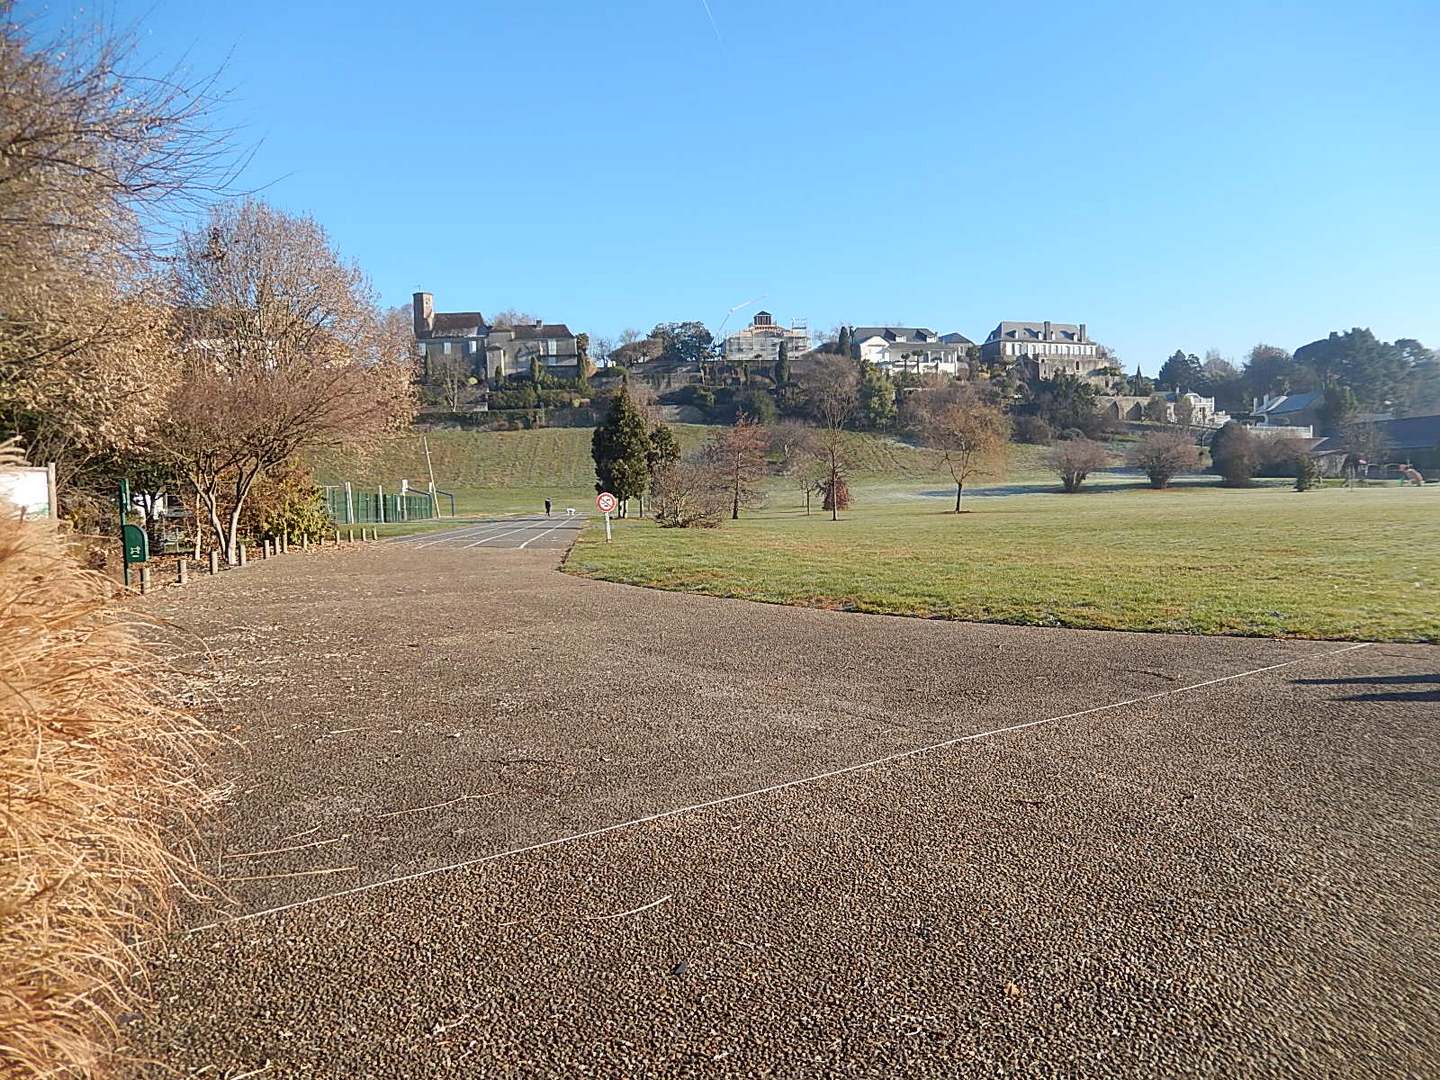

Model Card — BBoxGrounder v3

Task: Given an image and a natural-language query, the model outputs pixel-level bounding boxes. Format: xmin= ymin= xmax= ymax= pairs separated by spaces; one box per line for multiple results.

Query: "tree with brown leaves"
xmin=0 ymin=11 xmax=240 ymax=507
xmin=918 ymin=385 xmax=1010 ymax=512
xmin=162 ymin=199 xmax=414 ymax=563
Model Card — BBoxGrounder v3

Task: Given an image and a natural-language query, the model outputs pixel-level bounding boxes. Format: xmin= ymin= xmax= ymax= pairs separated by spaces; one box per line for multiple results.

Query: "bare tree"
xmin=770 ymin=420 xmax=824 ymax=514
xmin=1046 ymin=438 xmax=1112 ymax=493
xmin=650 ymin=460 xmax=728 ymax=528
xmin=162 ymin=199 xmax=414 ymax=563
xmin=0 ymin=12 xmax=242 ymax=501
xmin=1129 ymin=430 xmax=1201 ymax=488
xmin=489 ymin=309 xmax=541 ymax=329
xmin=918 ymin=386 xmax=1010 ymax=511
xmin=703 ymin=415 xmax=769 ymax=519
xmin=801 ymin=355 xmax=859 ymax=520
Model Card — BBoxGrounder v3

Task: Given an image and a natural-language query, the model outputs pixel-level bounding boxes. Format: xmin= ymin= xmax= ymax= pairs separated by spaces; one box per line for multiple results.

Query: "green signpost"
xmin=118 ymin=479 xmax=147 ymax=587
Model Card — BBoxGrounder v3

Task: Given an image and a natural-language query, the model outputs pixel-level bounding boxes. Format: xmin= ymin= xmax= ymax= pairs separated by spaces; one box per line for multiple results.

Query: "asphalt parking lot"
xmin=128 ymin=542 xmax=1439 ymax=1078
xmin=388 ymin=514 xmax=587 ymax=550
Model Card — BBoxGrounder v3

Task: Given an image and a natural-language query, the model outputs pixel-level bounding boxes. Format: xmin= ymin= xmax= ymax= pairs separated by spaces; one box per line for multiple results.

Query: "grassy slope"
xmin=310 ymin=426 xmax=1000 ymax=515
xmin=565 ymin=484 xmax=1440 ymax=643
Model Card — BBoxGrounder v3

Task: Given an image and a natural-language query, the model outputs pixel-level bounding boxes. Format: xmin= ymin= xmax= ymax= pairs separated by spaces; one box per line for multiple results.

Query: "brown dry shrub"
xmin=0 ymin=446 xmax=212 ymax=1077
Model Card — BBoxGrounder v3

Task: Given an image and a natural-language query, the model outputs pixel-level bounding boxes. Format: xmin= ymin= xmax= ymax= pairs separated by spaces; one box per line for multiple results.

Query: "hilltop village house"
xmin=980 ymin=321 xmax=1117 ymax=388
xmin=851 ymin=327 xmax=972 ymax=377
xmin=412 ymin=292 xmax=578 ymax=383
xmin=723 ymin=311 xmax=810 ymax=372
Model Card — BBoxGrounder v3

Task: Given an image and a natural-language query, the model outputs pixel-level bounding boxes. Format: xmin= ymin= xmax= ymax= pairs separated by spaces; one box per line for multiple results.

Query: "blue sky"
xmin=22 ymin=0 xmax=1440 ymax=371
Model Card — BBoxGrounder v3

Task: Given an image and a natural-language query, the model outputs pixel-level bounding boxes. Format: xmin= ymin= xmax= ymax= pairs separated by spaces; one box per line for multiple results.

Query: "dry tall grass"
xmin=0 ymin=447 xmax=211 ymax=1078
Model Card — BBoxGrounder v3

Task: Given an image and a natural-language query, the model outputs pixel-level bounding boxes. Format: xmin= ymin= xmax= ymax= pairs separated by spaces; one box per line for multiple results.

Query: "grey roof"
xmin=1376 ymin=414 xmax=1440 ymax=450
xmin=512 ymin=323 xmax=576 ymax=341
xmin=851 ymin=326 xmax=944 ymax=344
xmin=430 ymin=312 xmax=487 ymax=336
xmin=985 ymin=321 xmax=1087 ymax=344
xmin=1257 ymin=391 xmax=1323 ymax=415
xmin=940 ymin=332 xmax=974 ymax=345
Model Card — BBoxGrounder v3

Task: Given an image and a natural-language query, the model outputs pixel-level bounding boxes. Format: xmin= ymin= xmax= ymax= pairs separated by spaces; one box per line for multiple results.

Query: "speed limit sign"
xmin=595 ymin=492 xmax=617 ymax=514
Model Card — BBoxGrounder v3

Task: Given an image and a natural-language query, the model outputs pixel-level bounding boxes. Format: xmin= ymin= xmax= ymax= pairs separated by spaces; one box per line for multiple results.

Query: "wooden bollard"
xmin=333 ymin=528 xmax=340 ymax=545
xmin=177 ymin=559 xmax=188 ymax=585
xmin=239 ymin=543 xmax=248 ymax=567
xmin=140 ymin=566 xmax=151 ymax=594
xmin=208 ymin=551 xmax=219 ymax=575
xmin=347 ymin=528 xmax=355 ymax=543
xmin=301 ymin=534 xmax=309 ymax=551
xmin=280 ymin=535 xmax=288 ymax=554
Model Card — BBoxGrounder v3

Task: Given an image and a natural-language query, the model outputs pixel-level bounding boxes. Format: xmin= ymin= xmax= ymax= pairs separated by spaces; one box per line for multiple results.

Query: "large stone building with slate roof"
xmin=980 ymin=320 xmax=1117 ymax=388
xmin=412 ymin=291 xmax=579 ymax=383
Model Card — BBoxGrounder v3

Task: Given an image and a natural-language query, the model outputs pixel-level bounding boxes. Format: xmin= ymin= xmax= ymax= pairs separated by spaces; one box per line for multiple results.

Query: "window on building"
xmin=443 ymin=342 xmax=452 ymax=355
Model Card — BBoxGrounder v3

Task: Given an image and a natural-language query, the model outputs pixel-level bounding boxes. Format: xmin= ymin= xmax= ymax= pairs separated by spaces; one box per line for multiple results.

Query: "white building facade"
xmin=851 ymin=327 xmax=969 ymax=377
xmin=723 ymin=311 xmax=809 ymax=371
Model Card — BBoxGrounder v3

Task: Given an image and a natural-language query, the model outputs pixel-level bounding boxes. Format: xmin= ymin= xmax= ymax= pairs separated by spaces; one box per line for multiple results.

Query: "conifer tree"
xmin=591 ymin=387 xmax=652 ymax=516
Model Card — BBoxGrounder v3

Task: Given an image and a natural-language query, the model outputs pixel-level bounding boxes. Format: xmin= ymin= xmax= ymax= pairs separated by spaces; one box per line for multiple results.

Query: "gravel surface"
xmin=126 ymin=542 xmax=1439 ymax=1078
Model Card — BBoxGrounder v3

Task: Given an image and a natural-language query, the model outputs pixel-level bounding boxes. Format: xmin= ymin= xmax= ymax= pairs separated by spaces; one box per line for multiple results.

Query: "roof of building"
xmin=512 ymin=323 xmax=576 ymax=341
xmin=430 ymin=312 xmax=487 ymax=336
xmin=1375 ymin=413 xmax=1440 ymax=450
xmin=851 ymin=326 xmax=944 ymax=344
xmin=985 ymin=321 xmax=1087 ymax=344
xmin=940 ymin=332 xmax=974 ymax=345
xmin=1256 ymin=390 xmax=1323 ymax=415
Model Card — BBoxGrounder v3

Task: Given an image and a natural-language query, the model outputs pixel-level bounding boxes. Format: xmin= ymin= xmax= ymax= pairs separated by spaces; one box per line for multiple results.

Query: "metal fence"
xmin=322 ymin=484 xmax=436 ymax=525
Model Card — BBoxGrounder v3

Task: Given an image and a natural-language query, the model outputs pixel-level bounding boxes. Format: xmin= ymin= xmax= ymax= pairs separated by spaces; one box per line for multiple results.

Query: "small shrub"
xmin=821 ymin=474 xmax=852 ymax=511
xmin=1046 ymin=438 xmax=1111 ymax=493
xmin=1210 ymin=420 xmax=1258 ymax=486
xmin=1129 ymin=430 xmax=1202 ymax=489
xmin=651 ymin=461 xmax=728 ymax=528
xmin=1012 ymin=415 xmax=1053 ymax=445
xmin=1294 ymin=453 xmax=1322 ymax=491
xmin=241 ymin=460 xmax=331 ymax=541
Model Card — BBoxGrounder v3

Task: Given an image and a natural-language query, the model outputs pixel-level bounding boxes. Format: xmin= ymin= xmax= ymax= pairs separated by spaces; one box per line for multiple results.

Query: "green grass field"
xmin=310 ymin=426 xmax=1022 ymax=517
xmin=565 ymin=482 xmax=1440 ymax=643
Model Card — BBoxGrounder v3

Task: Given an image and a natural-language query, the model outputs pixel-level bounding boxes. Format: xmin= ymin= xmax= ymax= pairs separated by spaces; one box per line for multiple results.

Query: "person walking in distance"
xmin=544 ymin=498 xmax=552 ymax=517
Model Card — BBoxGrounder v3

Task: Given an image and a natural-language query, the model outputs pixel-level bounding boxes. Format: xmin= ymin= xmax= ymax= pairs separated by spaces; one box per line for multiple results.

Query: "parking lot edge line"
xmin=182 ymin=641 xmax=1371 ymax=936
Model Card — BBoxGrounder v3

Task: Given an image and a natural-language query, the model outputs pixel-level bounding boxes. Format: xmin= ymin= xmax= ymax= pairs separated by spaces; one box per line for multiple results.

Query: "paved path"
xmin=388 ymin=514 xmax=586 ymax=550
xmin=127 ymin=543 xmax=1439 ymax=1078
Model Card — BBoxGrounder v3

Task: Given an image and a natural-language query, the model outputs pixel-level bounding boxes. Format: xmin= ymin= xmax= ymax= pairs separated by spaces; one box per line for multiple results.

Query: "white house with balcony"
xmin=851 ymin=327 xmax=970 ymax=377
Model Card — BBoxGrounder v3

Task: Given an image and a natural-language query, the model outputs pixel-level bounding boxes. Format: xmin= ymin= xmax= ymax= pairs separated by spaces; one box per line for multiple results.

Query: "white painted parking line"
xmin=518 ymin=521 xmax=578 ymax=549
xmin=463 ymin=521 xmax=549 ymax=548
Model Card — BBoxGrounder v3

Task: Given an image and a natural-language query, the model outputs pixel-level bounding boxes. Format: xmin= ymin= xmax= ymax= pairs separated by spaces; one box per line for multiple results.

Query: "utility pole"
xmin=422 ymin=435 xmax=440 ymax=517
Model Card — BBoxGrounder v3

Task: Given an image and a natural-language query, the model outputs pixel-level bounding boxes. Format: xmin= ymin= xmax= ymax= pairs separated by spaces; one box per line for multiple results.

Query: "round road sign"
xmin=596 ymin=492 xmax=618 ymax=514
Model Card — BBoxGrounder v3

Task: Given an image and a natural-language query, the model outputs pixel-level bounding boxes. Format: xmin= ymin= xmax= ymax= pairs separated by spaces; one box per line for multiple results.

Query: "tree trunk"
xmin=955 ymin=481 xmax=964 ymax=513
xmin=732 ymin=486 xmax=739 ymax=520
xmin=804 ymin=489 xmax=810 ymax=515
xmin=830 ymin=462 xmax=838 ymax=521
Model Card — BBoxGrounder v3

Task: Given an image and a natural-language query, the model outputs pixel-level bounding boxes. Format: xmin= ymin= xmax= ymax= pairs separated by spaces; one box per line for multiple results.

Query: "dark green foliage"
xmin=1156 ymin=350 xmax=1204 ymax=391
xmin=732 ymin=388 xmax=777 ymax=425
xmin=774 ymin=338 xmax=790 ymax=385
xmin=1027 ymin=375 xmax=1104 ymax=437
xmin=646 ymin=422 xmax=681 ymax=474
xmin=1295 ymin=328 xmax=1425 ymax=410
xmin=651 ymin=321 xmax=714 ymax=365
xmin=1210 ymin=421 xmax=1258 ymax=486
xmin=591 ymin=386 xmax=652 ymax=512
xmin=836 ymin=325 xmax=852 ymax=356
xmin=1318 ymin=384 xmax=1359 ymax=434
xmin=856 ymin=362 xmax=896 ymax=430
xmin=1294 ymin=452 xmax=1321 ymax=491
xmin=1012 ymin=415 xmax=1053 ymax=445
